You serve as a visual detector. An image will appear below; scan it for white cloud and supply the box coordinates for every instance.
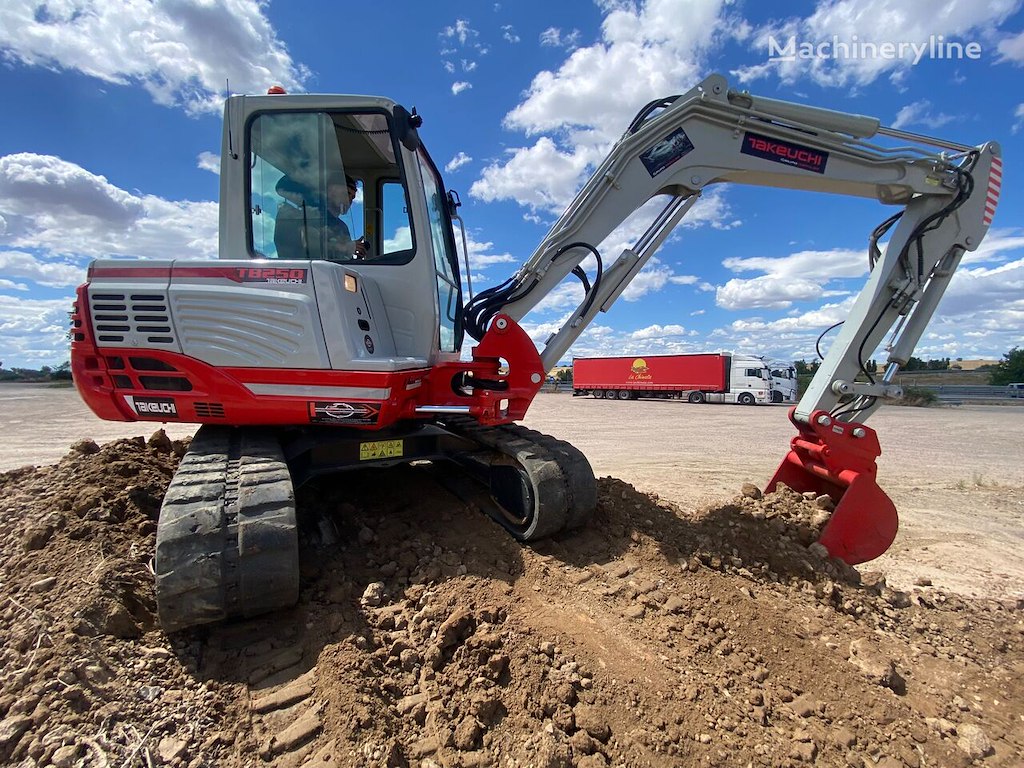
[0,251,84,288]
[0,153,219,262]
[470,0,744,223]
[0,294,76,367]
[197,151,220,175]
[454,230,518,276]
[0,0,309,115]
[708,230,1024,360]
[891,99,957,130]
[722,247,866,282]
[445,152,473,173]
[440,17,486,88]
[502,25,520,44]
[540,27,581,49]
[630,323,687,339]
[997,29,1024,62]
[717,275,845,310]
[442,19,478,46]
[733,0,1019,88]
[0,278,28,291]
[1014,103,1024,133]
[471,137,593,211]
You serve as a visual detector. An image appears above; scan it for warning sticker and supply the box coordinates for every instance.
[359,439,404,461]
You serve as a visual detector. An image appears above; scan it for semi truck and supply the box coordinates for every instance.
[770,362,799,403]
[572,353,772,404]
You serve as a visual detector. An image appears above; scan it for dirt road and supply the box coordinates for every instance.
[2,384,1023,766]
[1,383,1022,598]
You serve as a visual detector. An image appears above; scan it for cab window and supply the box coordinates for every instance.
[248,110,410,262]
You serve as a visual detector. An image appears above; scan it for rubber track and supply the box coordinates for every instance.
[155,426,299,632]
[440,417,597,541]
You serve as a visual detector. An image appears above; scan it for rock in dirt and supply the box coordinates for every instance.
[957,723,994,759]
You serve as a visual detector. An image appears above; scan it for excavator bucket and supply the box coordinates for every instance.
[767,409,898,565]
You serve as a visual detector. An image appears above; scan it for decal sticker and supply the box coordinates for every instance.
[741,131,829,174]
[640,128,694,177]
[232,267,308,284]
[308,401,381,425]
[628,358,653,382]
[359,439,404,461]
[126,396,178,418]
[983,155,1001,226]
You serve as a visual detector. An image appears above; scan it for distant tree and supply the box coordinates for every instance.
[989,347,1024,385]
[794,359,820,375]
[51,361,73,381]
[555,368,572,383]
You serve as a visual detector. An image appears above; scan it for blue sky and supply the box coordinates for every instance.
[0,0,1022,370]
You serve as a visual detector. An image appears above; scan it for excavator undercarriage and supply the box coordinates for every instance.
[155,421,597,631]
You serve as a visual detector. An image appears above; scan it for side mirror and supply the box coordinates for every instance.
[393,105,422,151]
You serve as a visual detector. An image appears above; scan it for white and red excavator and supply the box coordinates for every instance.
[70,74,1001,631]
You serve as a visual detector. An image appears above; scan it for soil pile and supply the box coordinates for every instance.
[0,434,1021,767]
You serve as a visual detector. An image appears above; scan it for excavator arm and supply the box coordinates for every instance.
[463,73,1001,564]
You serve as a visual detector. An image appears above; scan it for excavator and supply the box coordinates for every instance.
[70,74,1001,632]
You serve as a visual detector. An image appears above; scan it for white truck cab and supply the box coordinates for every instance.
[770,362,798,403]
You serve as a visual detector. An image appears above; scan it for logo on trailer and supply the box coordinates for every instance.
[127,396,178,418]
[741,131,829,174]
[308,401,381,425]
[628,358,653,382]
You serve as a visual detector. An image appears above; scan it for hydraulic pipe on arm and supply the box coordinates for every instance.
[463,72,1001,565]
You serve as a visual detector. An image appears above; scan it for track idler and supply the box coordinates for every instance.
[767,409,898,565]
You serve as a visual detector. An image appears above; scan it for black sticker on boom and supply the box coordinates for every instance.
[741,131,829,174]
[640,128,695,178]
[308,401,381,425]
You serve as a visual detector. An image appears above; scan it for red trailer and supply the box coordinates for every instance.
[572,353,772,405]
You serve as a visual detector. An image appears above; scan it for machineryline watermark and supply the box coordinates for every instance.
[768,35,982,65]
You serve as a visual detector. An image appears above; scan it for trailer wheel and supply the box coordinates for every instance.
[605,390,618,399]
[617,389,632,400]
[687,391,705,404]
[592,390,604,399]
[738,392,756,405]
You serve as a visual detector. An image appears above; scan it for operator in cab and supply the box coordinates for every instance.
[274,171,369,260]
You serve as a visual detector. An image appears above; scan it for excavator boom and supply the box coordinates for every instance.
[462,73,999,564]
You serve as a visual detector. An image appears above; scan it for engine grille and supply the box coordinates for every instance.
[89,292,176,346]
[194,402,226,418]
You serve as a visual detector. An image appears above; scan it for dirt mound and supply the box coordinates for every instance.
[0,436,1021,767]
